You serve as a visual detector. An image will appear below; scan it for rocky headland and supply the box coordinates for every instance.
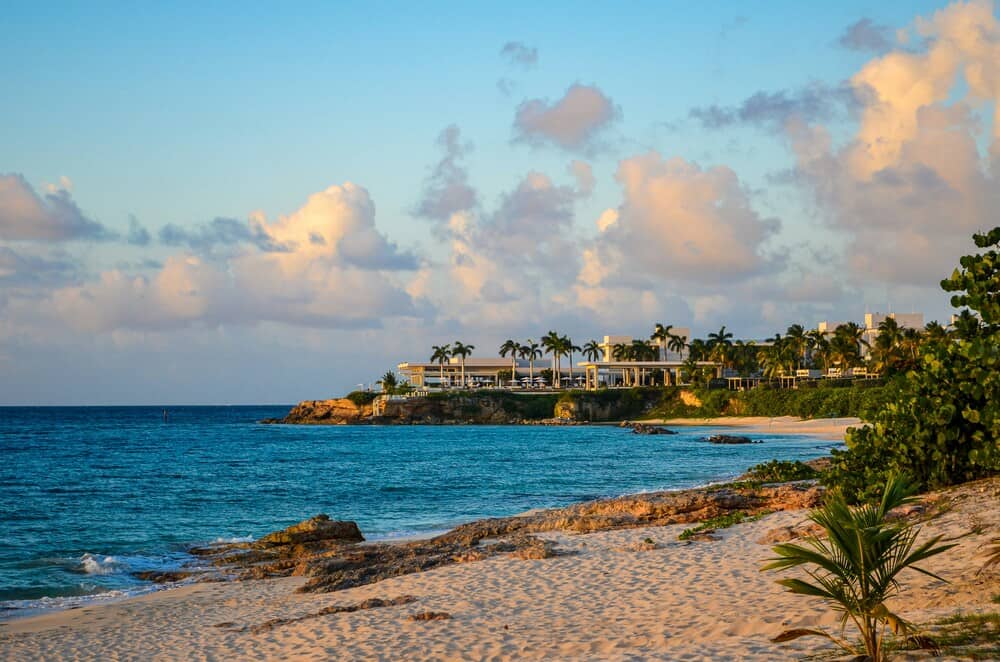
[163,481,824,594]
[267,389,673,425]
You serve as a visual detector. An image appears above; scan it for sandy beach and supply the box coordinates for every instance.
[2,472,997,661]
[645,415,862,441]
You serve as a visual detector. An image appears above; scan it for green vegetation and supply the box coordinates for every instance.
[423,390,559,420]
[641,382,891,420]
[764,476,955,661]
[345,390,378,406]
[825,228,1000,503]
[678,510,770,541]
[744,460,818,483]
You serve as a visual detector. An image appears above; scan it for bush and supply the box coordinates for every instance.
[345,390,377,405]
[745,460,818,483]
[824,228,1000,502]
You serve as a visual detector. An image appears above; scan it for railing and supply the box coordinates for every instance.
[372,391,430,416]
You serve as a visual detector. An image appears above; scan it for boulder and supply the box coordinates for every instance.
[705,434,756,444]
[629,423,677,435]
[258,515,364,546]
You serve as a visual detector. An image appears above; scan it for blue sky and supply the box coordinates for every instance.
[1,1,997,403]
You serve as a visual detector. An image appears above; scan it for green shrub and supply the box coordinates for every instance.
[345,390,377,405]
[745,460,818,483]
[824,228,1000,502]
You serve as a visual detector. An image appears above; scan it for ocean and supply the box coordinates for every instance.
[0,406,838,616]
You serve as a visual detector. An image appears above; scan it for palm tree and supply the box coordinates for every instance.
[707,325,734,374]
[520,340,542,382]
[871,317,904,375]
[923,320,948,342]
[650,323,673,361]
[707,325,734,348]
[541,331,564,388]
[629,339,656,385]
[805,328,826,367]
[687,338,709,362]
[811,335,832,372]
[430,344,451,388]
[731,339,758,378]
[499,339,522,385]
[667,332,687,359]
[612,342,630,385]
[765,476,954,661]
[785,324,807,369]
[450,341,474,388]
[582,339,602,362]
[378,370,398,393]
[758,344,784,381]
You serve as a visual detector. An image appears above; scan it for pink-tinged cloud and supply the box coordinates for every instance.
[789,0,1000,286]
[513,84,620,151]
[576,152,781,300]
[46,183,424,333]
[0,174,112,242]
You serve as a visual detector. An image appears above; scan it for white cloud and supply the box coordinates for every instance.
[0,174,113,242]
[44,182,424,333]
[576,152,781,298]
[788,0,1000,286]
[513,84,620,152]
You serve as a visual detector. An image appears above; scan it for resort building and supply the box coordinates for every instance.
[816,312,925,358]
[398,329,698,391]
[398,357,588,389]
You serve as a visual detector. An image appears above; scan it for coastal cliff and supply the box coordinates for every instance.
[278,398,375,424]
[269,383,890,425]
[273,392,559,425]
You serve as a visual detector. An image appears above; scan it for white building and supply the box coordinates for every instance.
[817,312,925,358]
[598,328,691,362]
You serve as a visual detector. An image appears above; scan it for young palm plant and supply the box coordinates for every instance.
[763,476,954,661]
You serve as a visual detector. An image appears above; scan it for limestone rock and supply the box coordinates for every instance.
[276,399,373,425]
[258,515,364,546]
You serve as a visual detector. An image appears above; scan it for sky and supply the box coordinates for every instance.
[2,0,999,404]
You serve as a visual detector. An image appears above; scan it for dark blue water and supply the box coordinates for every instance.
[0,406,838,614]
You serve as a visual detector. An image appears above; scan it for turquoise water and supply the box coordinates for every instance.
[0,406,838,615]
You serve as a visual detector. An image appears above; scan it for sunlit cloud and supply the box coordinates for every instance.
[513,84,621,152]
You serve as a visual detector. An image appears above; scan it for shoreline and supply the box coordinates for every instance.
[3,476,996,659]
[2,417,925,660]
[643,415,861,441]
[0,417,856,622]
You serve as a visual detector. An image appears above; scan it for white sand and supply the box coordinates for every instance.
[2,478,997,661]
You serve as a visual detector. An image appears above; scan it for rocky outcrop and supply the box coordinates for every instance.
[278,399,373,424]
[272,387,705,425]
[705,434,757,444]
[257,514,364,545]
[271,393,559,425]
[621,422,678,435]
[554,392,659,422]
[679,390,703,408]
[171,481,822,594]
[377,395,523,424]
